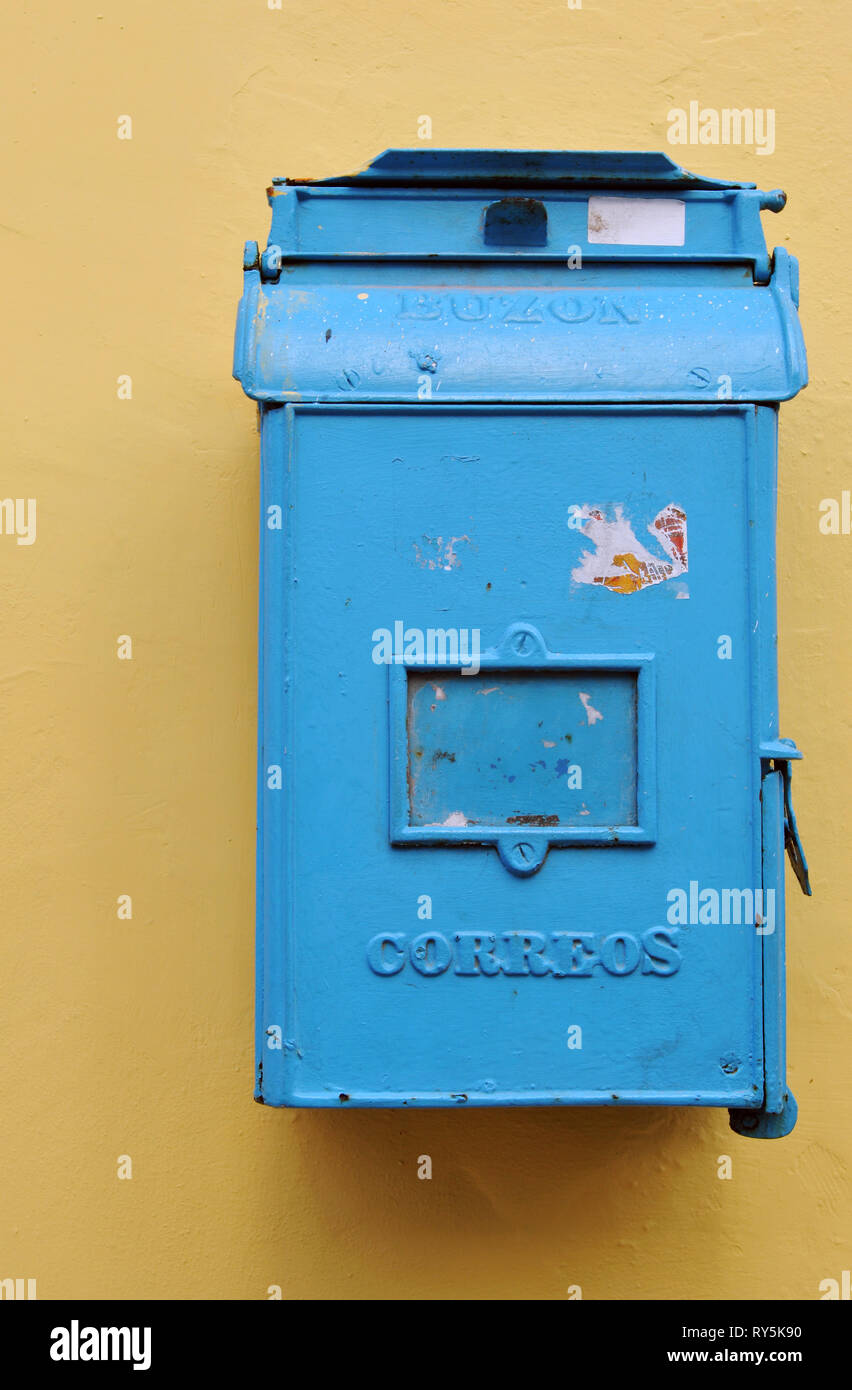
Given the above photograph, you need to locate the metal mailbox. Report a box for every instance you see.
[234,148,810,1134]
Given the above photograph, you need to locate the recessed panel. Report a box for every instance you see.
[406,668,637,830]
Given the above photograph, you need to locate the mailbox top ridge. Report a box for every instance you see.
[258,147,789,279]
[273,148,766,194]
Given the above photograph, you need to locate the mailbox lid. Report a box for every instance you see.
[256,402,772,1108]
[234,149,807,405]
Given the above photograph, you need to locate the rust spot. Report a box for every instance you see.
[338,1093,350,1103]
[325,328,332,342]
[506,813,559,826]
[431,750,456,765]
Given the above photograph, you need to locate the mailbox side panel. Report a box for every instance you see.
[257,403,767,1108]
[750,406,791,1116]
[255,404,292,1101]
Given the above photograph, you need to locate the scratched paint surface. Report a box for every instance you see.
[571,502,688,594]
[406,669,637,828]
[412,534,472,570]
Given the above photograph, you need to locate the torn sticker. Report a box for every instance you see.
[569,503,688,595]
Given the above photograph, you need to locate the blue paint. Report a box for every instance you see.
[235,150,809,1131]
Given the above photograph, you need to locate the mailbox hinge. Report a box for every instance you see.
[760,738,811,896]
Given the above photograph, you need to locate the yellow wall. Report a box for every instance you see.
[2,0,849,1300]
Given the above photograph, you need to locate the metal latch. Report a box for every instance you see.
[760,738,812,896]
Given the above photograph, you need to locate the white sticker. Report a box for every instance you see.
[587,196,685,246]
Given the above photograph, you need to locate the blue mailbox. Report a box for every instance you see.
[234,149,810,1134]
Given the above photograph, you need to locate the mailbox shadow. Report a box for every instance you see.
[258,1101,737,1298]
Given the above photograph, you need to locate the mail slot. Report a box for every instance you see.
[233,149,811,1134]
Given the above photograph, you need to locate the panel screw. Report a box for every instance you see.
[260,244,283,281]
[688,367,711,388]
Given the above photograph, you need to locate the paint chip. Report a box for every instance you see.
[413,535,472,571]
[579,692,604,725]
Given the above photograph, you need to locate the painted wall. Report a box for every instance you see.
[2,0,849,1300]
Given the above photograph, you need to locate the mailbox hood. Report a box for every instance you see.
[234,149,807,406]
